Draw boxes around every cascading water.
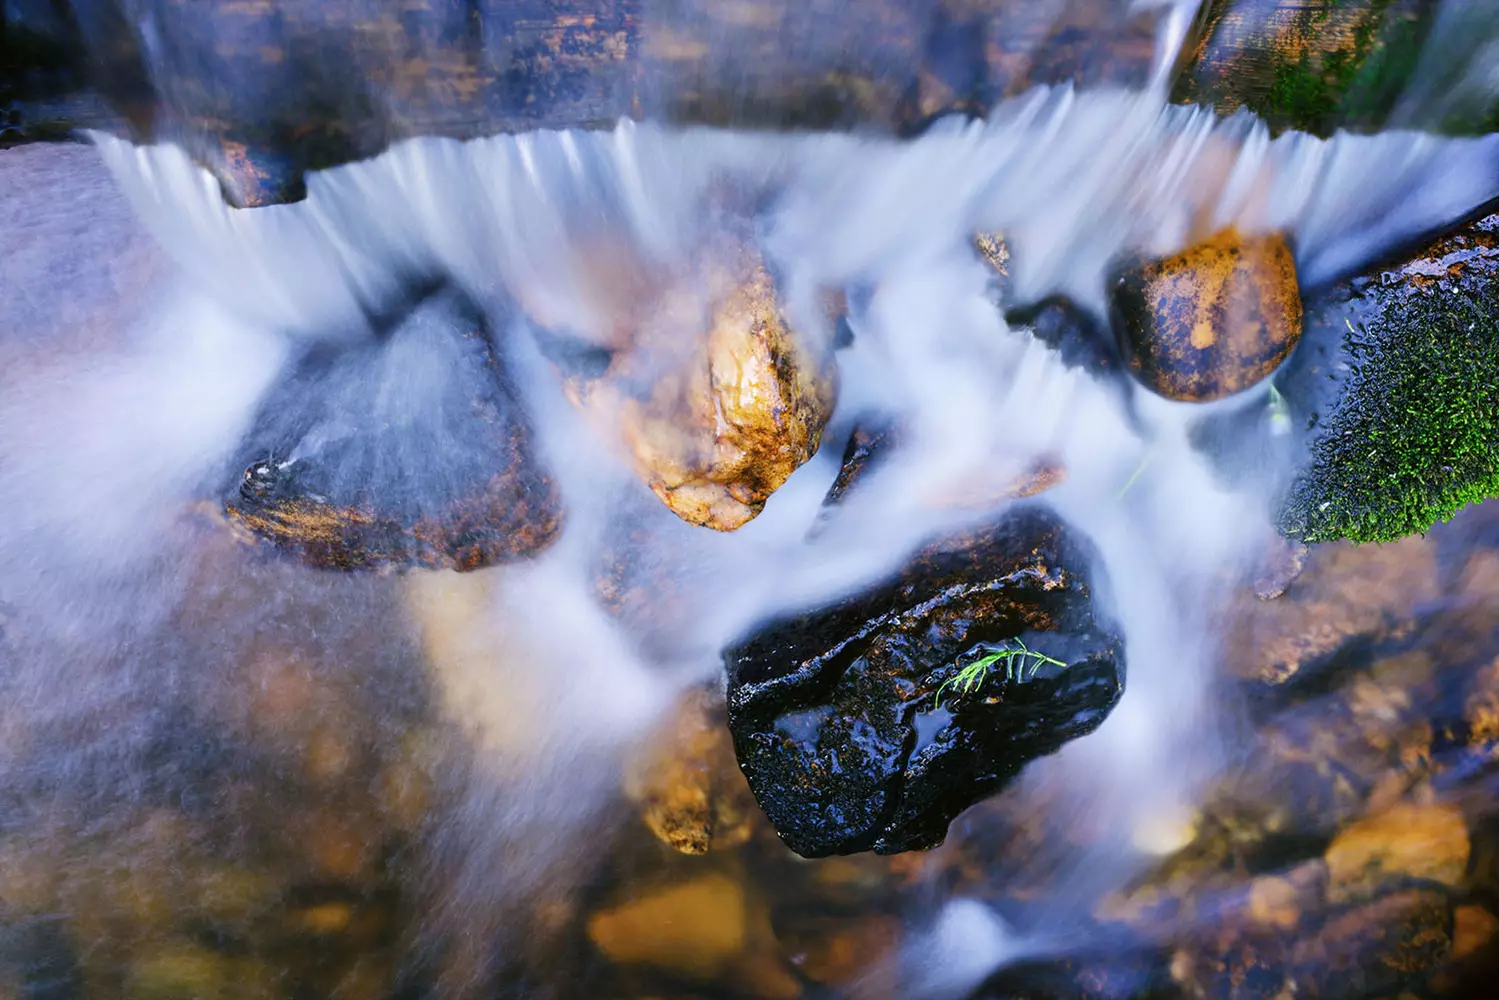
[3,9,1499,997]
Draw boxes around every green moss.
[1278,279,1499,544]
[1260,0,1403,135]
[1179,1,1448,137]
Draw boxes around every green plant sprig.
[932,639,1068,711]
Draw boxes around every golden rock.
[567,238,837,532]
[1325,802,1470,904]
[622,686,757,855]
[1114,228,1303,402]
[586,873,748,979]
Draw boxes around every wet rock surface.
[562,236,838,532]
[1113,228,1304,402]
[724,492,1124,857]
[11,0,1166,205]
[622,685,758,856]
[224,286,562,572]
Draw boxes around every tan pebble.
[293,902,354,935]
[304,726,358,785]
[623,686,753,855]
[586,873,747,979]
[797,916,901,988]
[1452,904,1499,961]
[1325,802,1470,903]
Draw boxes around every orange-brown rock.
[621,686,758,856]
[585,873,749,979]
[566,238,837,532]
[1113,228,1304,402]
[1226,531,1439,687]
[1324,801,1470,904]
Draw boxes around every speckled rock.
[1114,229,1303,402]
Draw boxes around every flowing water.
[4,11,1499,998]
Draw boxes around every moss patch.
[1278,225,1499,543]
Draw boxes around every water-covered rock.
[1113,228,1304,402]
[724,484,1124,856]
[224,286,562,572]
[620,685,757,856]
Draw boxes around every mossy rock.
[1276,215,1499,544]
[1172,0,1471,137]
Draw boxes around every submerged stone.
[620,685,757,856]
[723,501,1123,858]
[1113,228,1304,403]
[224,286,562,572]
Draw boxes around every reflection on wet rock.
[225,287,562,571]
[725,503,1123,857]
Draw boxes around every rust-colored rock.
[566,237,837,532]
[1114,228,1304,402]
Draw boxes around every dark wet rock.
[224,286,562,572]
[976,232,1124,379]
[1113,228,1304,403]
[723,504,1123,858]
[1277,214,1499,545]
[973,949,1177,1000]
[1009,296,1123,378]
[1293,886,1456,997]
[821,420,901,509]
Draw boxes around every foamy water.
[3,64,1499,996]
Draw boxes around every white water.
[3,62,1499,997]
